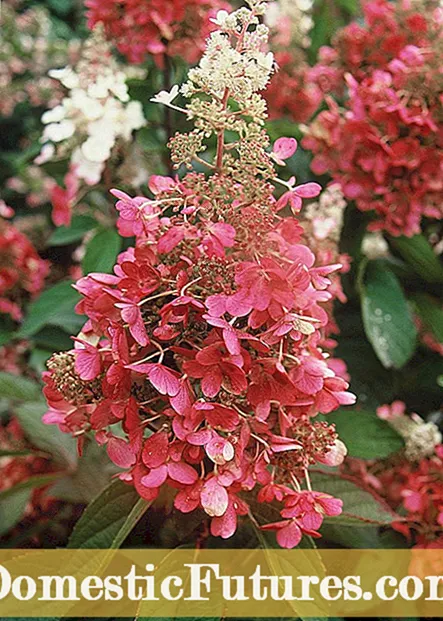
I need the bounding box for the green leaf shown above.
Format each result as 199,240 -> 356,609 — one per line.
361,260 -> 417,369
310,471 -> 397,526
15,402 -> 77,469
16,281 -> 81,338
322,408 -> 404,459
0,316 -> 14,347
0,473 -> 62,537
33,326 -> 74,351
390,234 -> 443,283
412,293 -> 443,344
67,479 -> 151,549
49,441 -> 120,504
0,487 -> 31,537
82,228 -> 121,275
0,372 -> 41,402
0,449 -> 33,457
48,215 -> 97,246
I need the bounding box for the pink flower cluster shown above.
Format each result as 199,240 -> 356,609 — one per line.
0,206 -> 49,321
43,140 -> 355,548
85,0 -> 229,65
303,0 -> 443,237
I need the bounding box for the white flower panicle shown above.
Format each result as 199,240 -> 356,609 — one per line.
151,0 -> 278,177
38,27 -> 146,186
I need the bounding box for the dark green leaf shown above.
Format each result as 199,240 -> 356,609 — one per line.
33,326 -> 75,351
17,281 -> 81,338
310,471 -> 397,525
323,408 -> 404,459
412,293 -> 443,344
68,479 -> 151,549
390,234 -> 443,283
361,260 -> 417,369
15,402 -> 77,469
48,215 -> 97,246
28,348 -> 52,374
0,372 -> 41,402
0,316 -> 14,347
82,229 -> 121,275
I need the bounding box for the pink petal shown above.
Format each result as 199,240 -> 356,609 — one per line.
75,348 -> 101,381
142,431 -> 168,468
141,464 -> 168,487
201,367 -> 223,398
201,478 -> 228,517
187,429 -> 214,446
210,504 -> 237,539
148,175 -> 175,195
148,364 -> 180,397
294,182 -> 322,198
167,461 -> 198,485
107,437 -> 136,468
276,521 -> 302,549
273,137 -> 298,160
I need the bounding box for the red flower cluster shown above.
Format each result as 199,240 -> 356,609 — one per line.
85,0 -> 229,65
319,0 -> 442,82
303,0 -> 443,237
265,52 -> 322,123
380,446 -> 443,548
43,146 -> 355,547
0,208 -> 49,321
344,401 -> 443,549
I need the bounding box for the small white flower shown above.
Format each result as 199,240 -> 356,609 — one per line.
49,67 -> 79,90
43,120 -> 75,142
72,148 -> 104,185
41,105 -> 66,124
34,143 -> 55,165
210,9 -> 230,27
81,135 -> 113,163
150,85 -> 180,106
120,101 -> 146,140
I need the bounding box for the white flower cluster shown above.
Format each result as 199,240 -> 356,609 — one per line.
37,33 -> 146,185
304,183 -> 347,242
182,4 -> 274,104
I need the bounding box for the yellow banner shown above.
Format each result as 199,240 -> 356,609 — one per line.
0,549 -> 442,617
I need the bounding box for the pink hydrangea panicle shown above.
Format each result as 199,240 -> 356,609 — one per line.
42,1 -> 355,549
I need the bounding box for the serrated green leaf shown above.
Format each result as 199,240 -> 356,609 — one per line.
48,215 -> 97,246
82,229 -> 121,275
0,372 -> 41,402
322,408 -> 404,459
68,479 -> 151,549
310,471 -> 397,526
361,260 -> 417,369
15,402 -> 77,469
390,234 -> 443,283
16,281 -> 81,338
